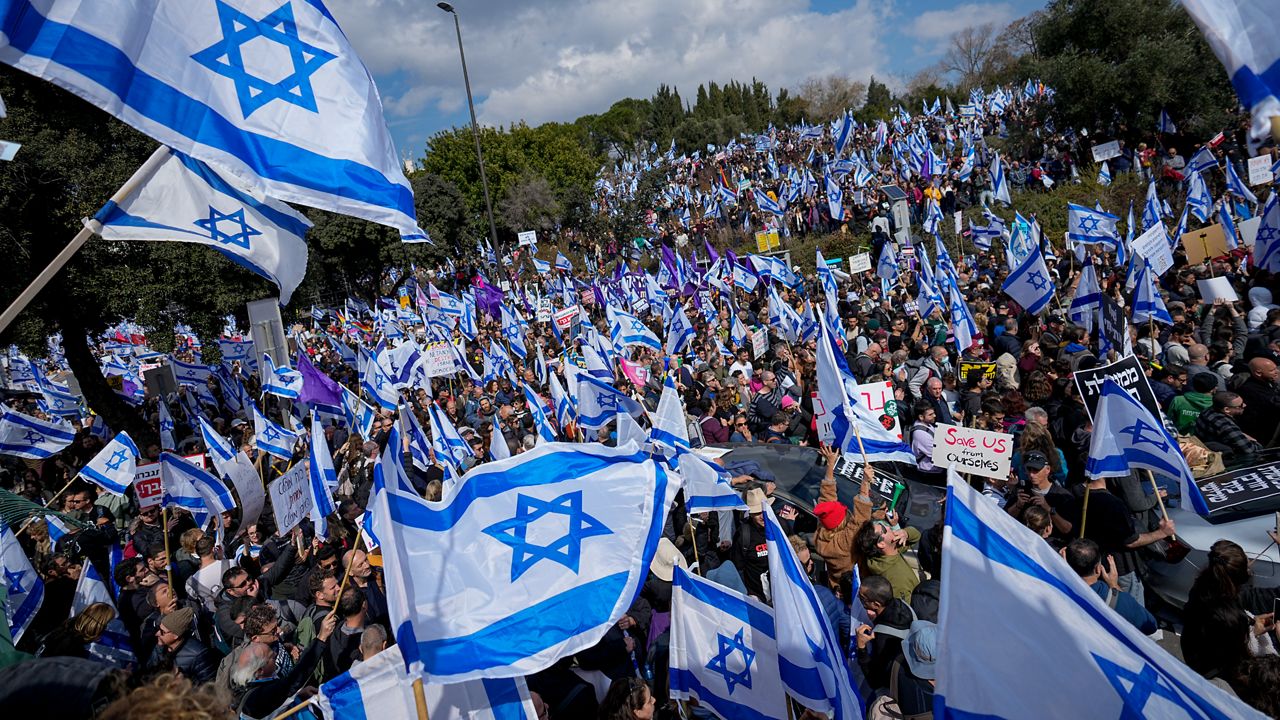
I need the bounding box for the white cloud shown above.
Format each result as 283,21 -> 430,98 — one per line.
907,2 -> 1014,41
328,0 -> 891,129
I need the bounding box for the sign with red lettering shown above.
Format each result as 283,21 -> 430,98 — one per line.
931,425 -> 1013,480
133,464 -> 164,509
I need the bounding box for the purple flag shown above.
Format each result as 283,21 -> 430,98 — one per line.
296,351 -> 343,408
476,282 -> 504,320
704,238 -> 720,263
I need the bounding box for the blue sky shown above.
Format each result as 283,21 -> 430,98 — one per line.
327,0 -> 1047,161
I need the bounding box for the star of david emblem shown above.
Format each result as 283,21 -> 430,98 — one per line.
262,424 -> 280,442
706,628 -> 756,694
1077,215 -> 1101,234
1092,654 -> 1208,720
597,393 -> 619,411
191,0 -> 338,119
20,430 -> 43,445
5,567 -> 28,596
194,206 -> 261,250
1257,226 -> 1279,245
1027,270 -> 1049,292
482,490 -> 612,582
1119,418 -> 1170,454
104,449 -> 129,472
373,374 -> 386,390
629,319 -> 647,332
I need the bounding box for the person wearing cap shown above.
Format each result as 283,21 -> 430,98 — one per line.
812,445 -> 874,582
730,488 -> 772,601
1003,451 -> 1073,537
1040,315 -> 1066,359
148,606 -> 219,684
889,620 -> 938,717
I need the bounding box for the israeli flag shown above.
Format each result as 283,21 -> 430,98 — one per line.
1087,378 -> 1209,516
252,402 -> 299,460
96,148 -> 310,304
1,522 -> 43,643
753,188 -> 785,217
554,252 -> 572,272
0,0 -> 425,239
1185,169 -> 1213,223
78,431 -> 140,496
1182,0 -> 1280,151
1225,158 -> 1259,204
876,241 -> 900,282
360,347 -> 401,412
1157,108 -> 1178,134
607,305 -> 661,350
1067,202 -> 1120,246
1131,258 -> 1173,325
309,415 -> 337,537
1001,246 -> 1055,315
969,220 -> 1000,252
1069,257 -> 1103,333
500,305 -> 528,361
937,467 -> 1264,719
160,451 -> 236,529
531,257 -> 550,276
549,373 -> 576,429
649,374 -> 691,462
198,416 -> 237,478
1097,161 -> 1112,186
815,313 -> 913,465
666,304 -> 696,356
670,566 -> 788,720
922,197 -> 943,234
522,384 -> 557,445
825,172 -> 845,222
30,362 -> 80,418
1253,192 -> 1280,271
261,353 -> 303,399
575,373 -> 644,431
428,402 -> 472,472
341,384 -> 376,440
763,504 -> 862,718
0,405 -> 76,459
71,561 -> 134,668
991,152 -> 1012,205
1220,203 -> 1241,250
369,441 -> 679,682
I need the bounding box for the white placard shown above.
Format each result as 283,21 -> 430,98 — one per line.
1090,140 -> 1120,163
0,140 -> 20,161
953,210 -> 963,235
224,452 -> 265,531
553,306 -> 580,332
750,329 -> 768,359
848,253 -> 872,274
932,424 -> 1014,480
517,230 -> 538,247
815,380 -> 901,445
1240,216 -> 1262,248
1197,277 -> 1239,304
268,462 -> 313,536
1130,223 -> 1175,277
1247,155 -> 1274,187
537,298 -> 552,322
421,341 -> 456,378
133,464 -> 164,509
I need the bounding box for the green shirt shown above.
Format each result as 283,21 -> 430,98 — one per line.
866,526 -> 922,602
1168,391 -> 1213,434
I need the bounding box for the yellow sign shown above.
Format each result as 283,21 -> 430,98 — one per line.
754,230 -> 780,253
1180,223 -> 1229,265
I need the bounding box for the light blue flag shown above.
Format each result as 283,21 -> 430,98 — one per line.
1185,169 -> 1213,223
991,152 -> 1011,205
0,0 -> 425,239
1097,161 -> 1111,186
71,561 -> 134,668
1,522 -> 43,643
763,504 -> 862,719
341,384 -> 376,440
1001,246 -> 1055,315
670,566 -> 788,720
549,373 -> 576,430
1086,379 -> 1209,516
1252,192 -> 1280,271
936,467 -> 1263,719
1225,158 -> 1259,204
607,305 -> 661,350
815,313 -> 914,465
0,405 -> 75,459
309,416 -> 337,537
575,373 -> 644,431
1131,258 -> 1173,325
359,347 -> 400,412
261,353 -> 303,399
369,441 -> 679,682
78,431 -> 140,496
252,402 -> 299,460
95,147 -> 310,304
515,385 -> 552,446
666,304 -> 696,355
160,451 -> 236,529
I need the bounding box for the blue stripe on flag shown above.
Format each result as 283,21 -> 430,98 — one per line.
669,668 -> 781,720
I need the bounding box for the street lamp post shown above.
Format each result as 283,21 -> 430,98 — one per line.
437,2 -> 499,257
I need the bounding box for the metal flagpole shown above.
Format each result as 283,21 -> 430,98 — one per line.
0,145 -> 172,334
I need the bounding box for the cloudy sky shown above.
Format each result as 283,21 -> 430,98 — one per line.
327,0 -> 1044,160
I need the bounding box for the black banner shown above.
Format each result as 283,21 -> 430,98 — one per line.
1196,460 -> 1280,519
1073,355 -> 1160,421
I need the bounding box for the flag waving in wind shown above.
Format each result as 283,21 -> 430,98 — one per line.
78,431 -> 140,496
1001,245 -> 1056,315
0,0 -> 426,239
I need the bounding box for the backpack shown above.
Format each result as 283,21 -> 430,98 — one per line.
865,659 -> 933,720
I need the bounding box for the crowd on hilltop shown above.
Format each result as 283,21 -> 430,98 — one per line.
3,76 -> 1280,720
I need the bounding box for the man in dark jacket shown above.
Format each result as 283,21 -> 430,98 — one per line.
213,543 -> 300,646
854,574 -> 915,691
1235,357 -> 1280,445
231,615 -> 336,719
148,607 -> 218,684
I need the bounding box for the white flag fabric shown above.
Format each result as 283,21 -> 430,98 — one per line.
1,522 -> 43,643
160,450 -> 236,529
77,430 -> 140,496
308,415 -> 337,537
157,398 -> 176,451
670,566 -> 788,720
261,353 -> 304,399
70,561 -> 134,667
575,373 -> 644,431
937,467 -> 1265,719
315,644 -> 538,720
95,147 -> 310,304
252,402 -> 299,460
815,314 -> 914,464
370,441 -> 680,683
1001,245 -> 1056,315
1181,0 -> 1280,151
0,405 -> 76,459
0,0 -> 425,238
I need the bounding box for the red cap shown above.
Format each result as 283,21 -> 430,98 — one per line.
813,501 -> 847,530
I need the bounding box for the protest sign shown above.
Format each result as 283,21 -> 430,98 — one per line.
268,462 -> 313,535
1247,155 -> 1274,186
1197,277 -> 1239,303
223,453 -> 264,530
1073,355 -> 1161,420
421,341 -> 456,378
0,140 -> 20,161
554,306 -> 580,333
958,361 -> 996,383
1240,216 -> 1262,248
536,298 -> 552,322
815,380 -> 901,444
517,230 -> 537,247
1099,294 -> 1126,352
619,358 -> 650,388
932,425 -> 1013,480
1090,140 -> 1120,162
1195,461 -> 1280,518
953,211 -> 963,236
1131,223 -> 1175,277
848,253 -> 872,274
1180,223 -> 1229,265
754,230 -> 780,253
134,464 -> 164,509
750,329 -> 768,359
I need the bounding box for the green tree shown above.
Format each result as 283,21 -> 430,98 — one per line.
498,171 -> 562,234
861,77 -> 893,121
